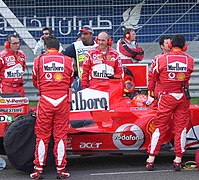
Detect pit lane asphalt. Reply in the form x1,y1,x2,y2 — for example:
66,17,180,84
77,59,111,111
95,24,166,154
0,152,198,180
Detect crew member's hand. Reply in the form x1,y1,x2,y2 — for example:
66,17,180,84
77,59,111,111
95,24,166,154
113,74,122,79
145,96,154,106
40,35,45,41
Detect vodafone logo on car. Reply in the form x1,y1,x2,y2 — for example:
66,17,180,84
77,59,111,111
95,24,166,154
113,124,144,150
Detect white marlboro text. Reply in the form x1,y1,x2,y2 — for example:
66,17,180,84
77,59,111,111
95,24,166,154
70,88,109,112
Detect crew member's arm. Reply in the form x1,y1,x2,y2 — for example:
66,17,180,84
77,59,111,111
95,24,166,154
23,56,26,71
114,56,123,78
62,44,78,77
32,57,39,89
20,51,26,71
185,56,194,87
58,43,64,53
119,40,144,61
0,57,3,83
148,58,159,96
61,44,76,59
0,57,4,72
116,39,121,54
81,53,91,89
68,57,74,85
67,57,75,103
134,44,144,61
34,41,44,56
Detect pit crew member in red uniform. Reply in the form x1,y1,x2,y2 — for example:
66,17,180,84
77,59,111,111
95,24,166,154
31,36,74,179
81,31,123,89
146,34,194,171
116,28,144,64
0,34,26,96
148,35,171,99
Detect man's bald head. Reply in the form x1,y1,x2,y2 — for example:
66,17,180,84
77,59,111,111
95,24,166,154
97,31,112,51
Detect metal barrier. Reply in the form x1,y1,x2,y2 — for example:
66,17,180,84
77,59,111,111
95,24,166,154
25,59,199,102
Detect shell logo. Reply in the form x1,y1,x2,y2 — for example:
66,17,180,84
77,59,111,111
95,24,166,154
113,124,144,150
177,73,185,81
54,73,63,81
0,99,5,103
147,118,155,136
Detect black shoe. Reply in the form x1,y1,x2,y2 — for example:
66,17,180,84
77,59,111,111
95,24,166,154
173,161,182,172
56,167,70,179
146,161,154,171
30,166,43,179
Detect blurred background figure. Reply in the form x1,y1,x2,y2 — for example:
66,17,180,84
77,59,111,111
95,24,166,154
62,25,97,92
116,28,144,64
34,27,63,56
148,35,171,99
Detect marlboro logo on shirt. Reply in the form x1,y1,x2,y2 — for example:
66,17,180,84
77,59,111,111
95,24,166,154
167,55,188,72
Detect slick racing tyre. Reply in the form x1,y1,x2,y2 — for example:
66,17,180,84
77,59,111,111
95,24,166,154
3,113,55,173
3,113,36,173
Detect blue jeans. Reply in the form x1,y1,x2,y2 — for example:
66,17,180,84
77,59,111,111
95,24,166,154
73,76,82,92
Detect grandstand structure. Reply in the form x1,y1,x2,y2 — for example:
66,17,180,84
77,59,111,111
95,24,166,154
0,0,198,99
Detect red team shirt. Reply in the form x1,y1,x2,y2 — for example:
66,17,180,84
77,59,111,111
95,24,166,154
81,46,123,89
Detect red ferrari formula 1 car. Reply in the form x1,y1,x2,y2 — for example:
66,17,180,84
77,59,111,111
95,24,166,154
0,64,199,172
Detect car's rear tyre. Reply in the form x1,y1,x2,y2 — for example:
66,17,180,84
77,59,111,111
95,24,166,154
3,113,54,173
0,137,6,155
3,113,36,172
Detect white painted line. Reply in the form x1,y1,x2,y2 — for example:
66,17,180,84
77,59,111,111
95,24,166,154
91,169,173,176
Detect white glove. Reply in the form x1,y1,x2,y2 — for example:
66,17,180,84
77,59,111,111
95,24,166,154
145,96,154,106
